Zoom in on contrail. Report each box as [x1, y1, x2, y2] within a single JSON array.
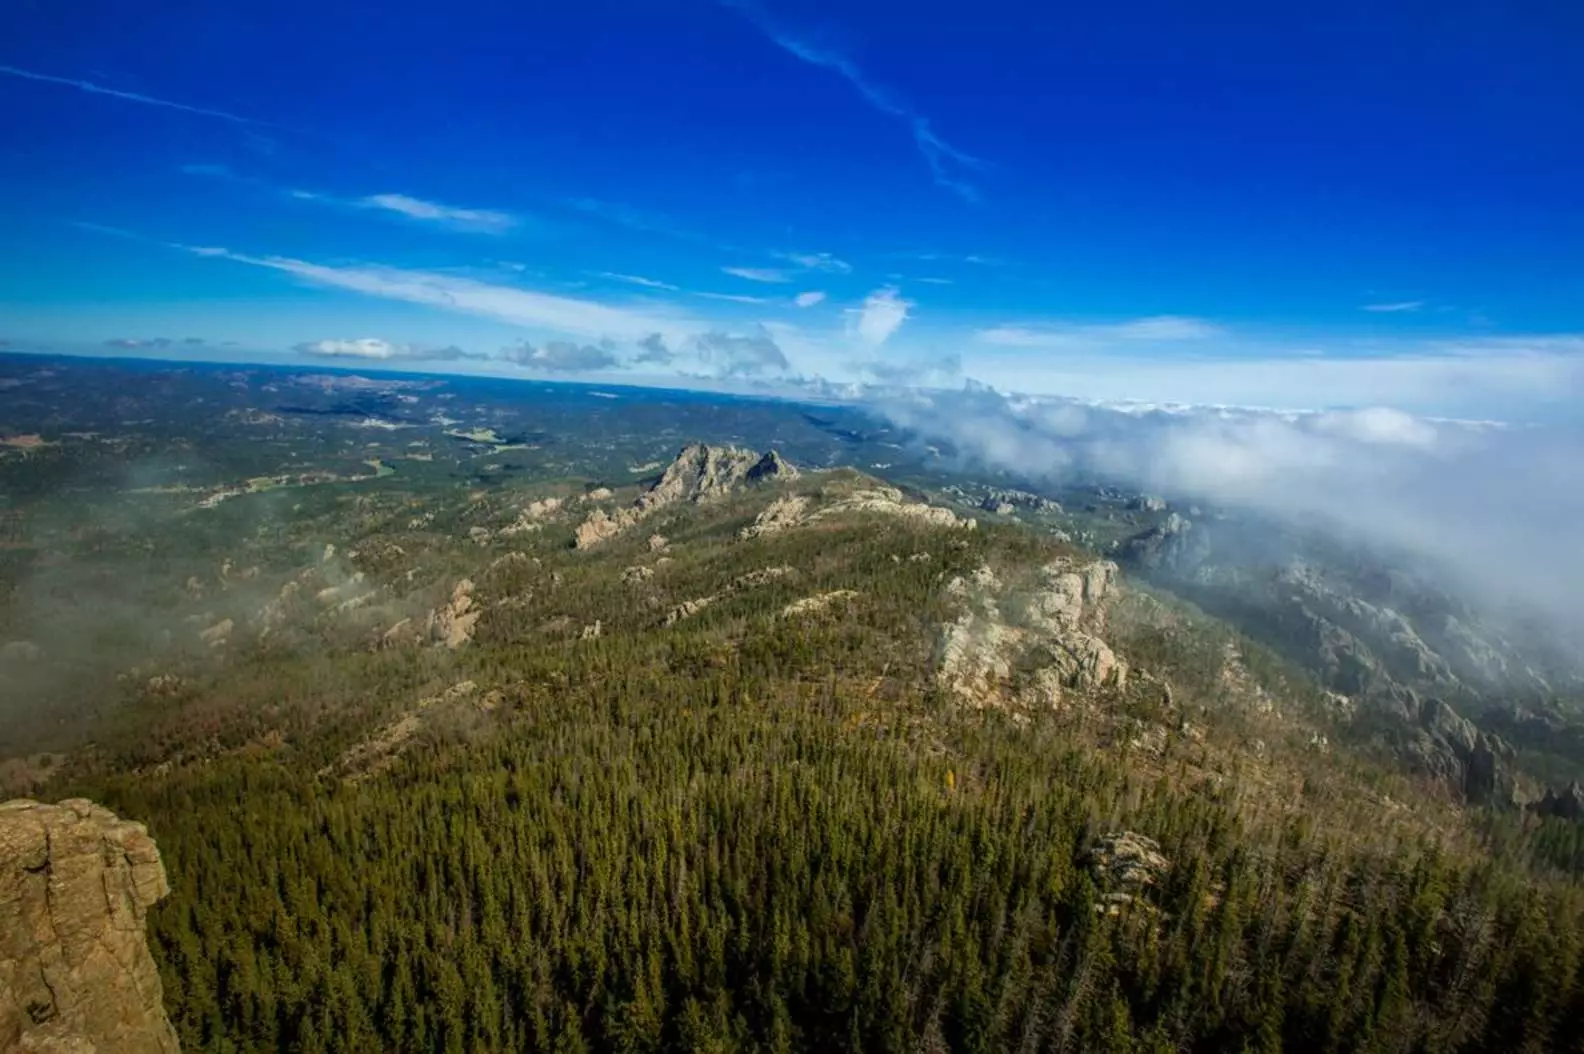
[[0, 64, 264, 125]]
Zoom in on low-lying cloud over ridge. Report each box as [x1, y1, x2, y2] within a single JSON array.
[[876, 386, 1584, 633]]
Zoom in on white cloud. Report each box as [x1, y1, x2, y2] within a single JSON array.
[[189, 247, 696, 342], [1309, 406, 1438, 449], [358, 193, 517, 234], [977, 316, 1223, 347], [0, 64, 264, 124], [499, 340, 618, 372], [697, 291, 774, 305], [293, 338, 474, 361], [851, 287, 913, 347], [963, 336, 1584, 417], [1364, 301, 1425, 313], [774, 251, 852, 274], [694, 328, 790, 377], [600, 272, 680, 291], [723, 266, 793, 283], [876, 388, 1584, 631], [794, 291, 827, 308]]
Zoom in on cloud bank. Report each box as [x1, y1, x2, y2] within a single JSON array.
[[877, 386, 1584, 631]]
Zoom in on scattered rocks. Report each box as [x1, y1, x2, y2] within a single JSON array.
[[622, 565, 656, 584], [981, 489, 1061, 514], [198, 618, 233, 647], [1127, 495, 1168, 512], [647, 533, 669, 552], [664, 596, 718, 627], [0, 799, 180, 1053], [782, 590, 859, 618], [1086, 831, 1171, 895], [0, 641, 43, 664], [501, 497, 563, 536]]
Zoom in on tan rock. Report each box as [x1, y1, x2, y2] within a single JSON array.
[[0, 799, 180, 1053]]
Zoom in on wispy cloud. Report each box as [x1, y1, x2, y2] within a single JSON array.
[[104, 337, 174, 350], [358, 193, 517, 234], [1363, 300, 1426, 313], [723, 266, 793, 283], [179, 166, 519, 235], [564, 197, 702, 242], [187, 246, 695, 341], [794, 291, 827, 307], [978, 316, 1223, 348], [600, 272, 681, 291], [294, 338, 478, 361], [696, 291, 775, 304], [773, 251, 852, 274], [850, 287, 913, 347], [724, 3, 984, 201], [0, 64, 266, 124]]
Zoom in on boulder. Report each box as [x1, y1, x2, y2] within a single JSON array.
[[0, 799, 180, 1053]]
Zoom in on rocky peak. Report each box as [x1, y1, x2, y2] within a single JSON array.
[[746, 449, 798, 484], [1, 799, 179, 1053], [576, 443, 798, 548], [638, 443, 763, 511]]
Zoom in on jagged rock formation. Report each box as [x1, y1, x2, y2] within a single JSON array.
[[425, 579, 479, 648], [939, 557, 1126, 710], [1383, 694, 1519, 806], [575, 444, 796, 548], [1120, 513, 1210, 576], [1535, 781, 1584, 821], [0, 799, 179, 1053]]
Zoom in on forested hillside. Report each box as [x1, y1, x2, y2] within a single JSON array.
[[28, 456, 1581, 1053]]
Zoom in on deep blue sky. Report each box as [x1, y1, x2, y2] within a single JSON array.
[[1, 0, 1581, 413]]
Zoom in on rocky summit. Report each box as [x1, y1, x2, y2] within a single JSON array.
[[0, 799, 179, 1054], [576, 443, 796, 548]]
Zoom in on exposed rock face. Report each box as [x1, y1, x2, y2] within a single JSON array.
[[1536, 781, 1584, 821], [1390, 695, 1518, 806], [425, 579, 480, 648], [939, 558, 1126, 710], [0, 799, 179, 1054], [500, 496, 562, 536], [1127, 495, 1168, 513], [740, 495, 809, 539], [575, 444, 796, 548], [746, 450, 798, 484], [1086, 831, 1171, 891], [811, 486, 975, 530], [1086, 832, 1170, 914], [1120, 513, 1211, 576]]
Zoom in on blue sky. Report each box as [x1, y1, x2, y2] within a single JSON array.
[[1, 0, 1581, 415]]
